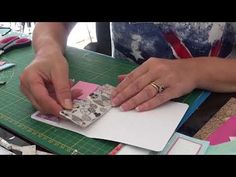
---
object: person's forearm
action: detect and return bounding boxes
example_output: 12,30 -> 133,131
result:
192,57 -> 236,92
33,22 -> 75,58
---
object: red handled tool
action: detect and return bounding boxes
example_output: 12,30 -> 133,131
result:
0,36 -> 31,55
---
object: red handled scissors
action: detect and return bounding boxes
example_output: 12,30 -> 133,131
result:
0,36 -> 31,55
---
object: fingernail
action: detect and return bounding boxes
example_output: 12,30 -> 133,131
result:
135,107 -> 141,112
64,99 -> 73,109
119,106 -> 124,111
120,103 -> 130,111
136,106 -> 145,112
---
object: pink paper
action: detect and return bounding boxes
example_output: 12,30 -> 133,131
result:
207,116 -> 236,145
35,112 -> 59,122
71,81 -> 99,100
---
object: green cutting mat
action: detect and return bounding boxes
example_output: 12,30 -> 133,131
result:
0,33 -> 209,154
0,42 -> 139,154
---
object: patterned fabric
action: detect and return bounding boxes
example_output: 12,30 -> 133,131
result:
111,22 -> 235,64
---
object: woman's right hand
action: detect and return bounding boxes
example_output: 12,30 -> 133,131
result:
20,52 -> 82,117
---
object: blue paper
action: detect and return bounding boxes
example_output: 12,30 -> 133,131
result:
177,91 -> 211,129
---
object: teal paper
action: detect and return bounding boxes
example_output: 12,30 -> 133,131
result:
206,140 -> 236,155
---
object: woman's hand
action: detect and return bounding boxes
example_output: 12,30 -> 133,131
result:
111,58 -> 199,112
20,52 -> 82,116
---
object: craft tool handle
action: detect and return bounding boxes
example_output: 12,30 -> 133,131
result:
3,38 -> 31,52
0,36 -> 19,48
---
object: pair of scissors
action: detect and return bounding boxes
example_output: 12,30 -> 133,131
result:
0,35 -> 31,55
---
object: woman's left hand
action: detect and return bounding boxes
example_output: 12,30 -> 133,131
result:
111,57 -> 199,112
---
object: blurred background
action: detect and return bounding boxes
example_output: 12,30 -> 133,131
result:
0,22 -> 97,49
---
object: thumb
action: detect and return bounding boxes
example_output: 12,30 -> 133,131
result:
52,69 -> 72,110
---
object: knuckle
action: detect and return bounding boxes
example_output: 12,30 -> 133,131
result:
126,72 -> 135,81
23,72 -> 38,84
132,81 -> 143,93
158,64 -> 167,71
166,73 -> 176,82
155,62 -> 169,72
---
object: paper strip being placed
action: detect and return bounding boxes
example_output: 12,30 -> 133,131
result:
72,81 -> 99,100
32,101 -> 188,152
